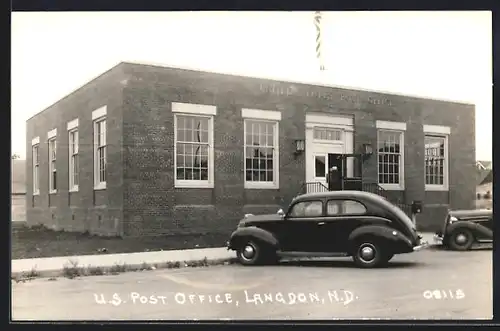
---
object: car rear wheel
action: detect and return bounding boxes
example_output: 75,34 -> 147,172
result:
447,228 -> 474,251
352,239 -> 390,268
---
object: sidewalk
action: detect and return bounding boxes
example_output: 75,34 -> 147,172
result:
11,232 -> 437,279
12,247 -> 235,279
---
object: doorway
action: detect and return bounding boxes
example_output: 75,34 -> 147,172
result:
313,153 -> 344,189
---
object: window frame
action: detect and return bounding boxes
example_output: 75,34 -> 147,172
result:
92,106 -> 107,190
68,119 -> 79,192
376,121 -> 406,191
242,108 -> 281,190
424,125 -> 450,191
172,102 -> 216,189
287,200 -> 324,219
31,137 -> 40,195
47,129 -> 57,194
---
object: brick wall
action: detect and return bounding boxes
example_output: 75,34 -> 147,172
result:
121,63 -> 476,235
25,65 -> 127,236
24,62 -> 476,236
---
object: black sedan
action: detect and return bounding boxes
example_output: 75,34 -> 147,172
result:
227,190 -> 428,268
434,209 -> 493,251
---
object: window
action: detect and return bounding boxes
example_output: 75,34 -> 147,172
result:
32,141 -> 40,194
289,201 -> 323,218
377,130 -> 404,189
69,129 -> 79,191
173,102 -> 216,188
48,138 -> 57,193
93,118 -> 106,189
425,135 -> 448,190
313,127 -> 342,141
244,120 -> 279,187
242,108 -> 281,189
327,200 -> 367,216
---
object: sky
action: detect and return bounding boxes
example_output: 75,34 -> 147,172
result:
11,11 -> 492,161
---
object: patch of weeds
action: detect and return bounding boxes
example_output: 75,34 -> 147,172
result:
23,266 -> 40,279
166,261 -> 181,269
109,263 -> 128,274
63,259 -> 84,279
140,262 -> 154,271
184,257 -> 209,268
86,265 -> 105,276
48,277 -> 57,281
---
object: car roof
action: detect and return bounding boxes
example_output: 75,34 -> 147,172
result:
449,209 -> 493,218
293,190 -> 385,203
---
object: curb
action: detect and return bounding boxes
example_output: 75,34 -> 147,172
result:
11,257 -> 237,280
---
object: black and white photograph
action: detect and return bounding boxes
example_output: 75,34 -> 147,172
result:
11,10 -> 492,320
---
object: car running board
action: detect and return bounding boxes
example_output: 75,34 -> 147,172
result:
277,251 -> 349,258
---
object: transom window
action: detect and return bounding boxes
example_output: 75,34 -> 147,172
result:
425,135 -> 447,186
313,127 -> 342,141
69,129 -> 79,190
244,120 -> 278,187
327,200 -> 367,216
94,118 -> 106,188
377,130 -> 404,188
289,201 -> 323,218
32,144 -> 39,194
48,138 -> 57,192
175,115 -> 211,182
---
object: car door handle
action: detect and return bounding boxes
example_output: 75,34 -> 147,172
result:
318,222 -> 325,226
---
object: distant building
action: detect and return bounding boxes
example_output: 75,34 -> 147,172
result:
11,159 -> 26,222
476,168 -> 492,209
25,62 -> 476,236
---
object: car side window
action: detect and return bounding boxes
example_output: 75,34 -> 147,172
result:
289,201 -> 323,218
327,200 -> 367,216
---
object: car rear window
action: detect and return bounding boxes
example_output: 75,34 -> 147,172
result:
327,200 -> 367,216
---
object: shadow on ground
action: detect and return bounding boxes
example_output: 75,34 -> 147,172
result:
429,244 -> 492,252
277,259 -> 424,269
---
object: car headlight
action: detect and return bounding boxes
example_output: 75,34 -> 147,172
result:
448,216 -> 458,223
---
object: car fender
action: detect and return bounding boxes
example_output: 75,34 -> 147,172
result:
447,221 -> 493,239
228,226 -> 279,250
348,225 -> 413,249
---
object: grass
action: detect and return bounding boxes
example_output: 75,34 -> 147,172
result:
12,224 -> 229,259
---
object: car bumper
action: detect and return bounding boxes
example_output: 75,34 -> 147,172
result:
434,233 -> 444,245
413,240 -> 430,251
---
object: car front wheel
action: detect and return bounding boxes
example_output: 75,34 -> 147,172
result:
237,240 -> 277,266
352,239 -> 389,268
447,228 -> 474,251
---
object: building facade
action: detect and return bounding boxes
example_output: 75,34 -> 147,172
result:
26,62 -> 476,236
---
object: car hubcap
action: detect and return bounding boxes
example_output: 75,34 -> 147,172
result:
359,244 -> 376,262
455,233 -> 468,245
241,244 -> 256,261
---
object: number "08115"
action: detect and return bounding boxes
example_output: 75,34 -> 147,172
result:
423,289 -> 465,300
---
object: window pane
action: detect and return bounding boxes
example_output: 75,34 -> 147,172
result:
244,120 -> 276,183
290,201 -> 323,217
378,130 -> 402,185
424,135 -> 446,185
315,155 -> 326,177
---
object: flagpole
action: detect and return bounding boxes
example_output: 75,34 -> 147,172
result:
314,11 -> 325,72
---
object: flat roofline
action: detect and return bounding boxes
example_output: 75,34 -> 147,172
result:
122,60 -> 475,106
26,63 -> 125,122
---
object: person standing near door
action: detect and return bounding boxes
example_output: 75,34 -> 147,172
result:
327,166 -> 342,191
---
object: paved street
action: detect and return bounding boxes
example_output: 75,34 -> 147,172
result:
12,247 -> 492,320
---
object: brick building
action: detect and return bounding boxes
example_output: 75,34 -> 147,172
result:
26,62 -> 476,236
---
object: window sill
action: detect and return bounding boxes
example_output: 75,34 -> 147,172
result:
378,184 -> 404,191
425,185 -> 449,191
94,183 -> 107,190
49,190 -> 57,194
175,181 -> 214,189
33,191 -> 40,196
244,182 -> 280,190
69,186 -> 79,193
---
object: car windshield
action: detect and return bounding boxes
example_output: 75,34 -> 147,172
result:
371,194 -> 416,230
